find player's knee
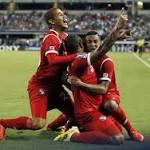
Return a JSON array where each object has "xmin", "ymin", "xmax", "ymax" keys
[
  {"xmin": 111, "ymin": 134, "xmax": 124, "ymax": 145},
  {"xmin": 104, "ymin": 100, "xmax": 118, "ymax": 113},
  {"xmin": 31, "ymin": 118, "xmax": 46, "ymax": 130}
]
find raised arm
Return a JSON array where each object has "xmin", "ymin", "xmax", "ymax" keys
[{"xmin": 90, "ymin": 9, "xmax": 129, "ymax": 65}]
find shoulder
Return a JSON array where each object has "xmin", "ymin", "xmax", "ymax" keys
[
  {"xmin": 42, "ymin": 30, "xmax": 62, "ymax": 44},
  {"xmin": 43, "ymin": 34, "xmax": 61, "ymax": 44}
]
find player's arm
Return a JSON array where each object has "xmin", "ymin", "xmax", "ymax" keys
[
  {"xmin": 70, "ymin": 60, "xmax": 114, "ymax": 95},
  {"xmin": 61, "ymin": 70, "xmax": 71, "ymax": 90},
  {"xmin": 44, "ymin": 35, "xmax": 76, "ymax": 66},
  {"xmin": 47, "ymin": 53, "xmax": 76, "ymax": 66},
  {"xmin": 69, "ymin": 76, "xmax": 109, "ymax": 95},
  {"xmin": 90, "ymin": 9, "xmax": 128, "ymax": 65}
]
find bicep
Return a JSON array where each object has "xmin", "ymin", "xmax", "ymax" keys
[{"xmin": 44, "ymin": 35, "xmax": 60, "ymax": 56}]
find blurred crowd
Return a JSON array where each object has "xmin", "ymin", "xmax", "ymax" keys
[{"xmin": 0, "ymin": 11, "xmax": 150, "ymax": 40}]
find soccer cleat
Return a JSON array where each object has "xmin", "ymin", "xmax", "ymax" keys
[
  {"xmin": 53, "ymin": 126, "xmax": 79, "ymax": 142},
  {"xmin": 0, "ymin": 124, "xmax": 5, "ymax": 140},
  {"xmin": 129, "ymin": 128, "xmax": 144, "ymax": 142}
]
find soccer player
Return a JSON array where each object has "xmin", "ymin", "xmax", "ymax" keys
[
  {"xmin": 54, "ymin": 34, "xmax": 125, "ymax": 144},
  {"xmin": 71, "ymin": 30, "xmax": 144, "ymax": 142},
  {"xmin": 53, "ymin": 10, "xmax": 131, "ymax": 144},
  {"xmin": 47, "ymin": 9, "xmax": 130, "ymax": 131},
  {"xmin": 0, "ymin": 7, "xmax": 77, "ymax": 140}
]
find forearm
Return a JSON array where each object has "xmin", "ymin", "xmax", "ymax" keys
[
  {"xmin": 47, "ymin": 54, "xmax": 76, "ymax": 65},
  {"xmin": 90, "ymin": 31, "xmax": 116, "ymax": 65},
  {"xmin": 78, "ymin": 81, "xmax": 106, "ymax": 95}
]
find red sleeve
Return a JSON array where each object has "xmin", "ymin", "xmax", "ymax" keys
[
  {"xmin": 44, "ymin": 34, "xmax": 60, "ymax": 55},
  {"xmin": 69, "ymin": 58, "xmax": 88, "ymax": 76},
  {"xmin": 100, "ymin": 60, "xmax": 114, "ymax": 82},
  {"xmin": 47, "ymin": 53, "xmax": 76, "ymax": 65},
  {"xmin": 44, "ymin": 34, "xmax": 76, "ymax": 65}
]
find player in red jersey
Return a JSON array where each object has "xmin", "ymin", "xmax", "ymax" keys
[
  {"xmin": 54, "ymin": 34, "xmax": 125, "ymax": 144},
  {"xmin": 73, "ymin": 30, "xmax": 144, "ymax": 142},
  {"xmin": 53, "ymin": 10, "xmax": 132, "ymax": 144},
  {"xmin": 0, "ymin": 7, "xmax": 76, "ymax": 140}
]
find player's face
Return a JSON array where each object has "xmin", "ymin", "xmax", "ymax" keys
[
  {"xmin": 85, "ymin": 34, "xmax": 101, "ymax": 52},
  {"xmin": 52, "ymin": 8, "xmax": 69, "ymax": 30}
]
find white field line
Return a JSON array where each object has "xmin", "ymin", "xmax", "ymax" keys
[{"xmin": 133, "ymin": 53, "xmax": 150, "ymax": 69}]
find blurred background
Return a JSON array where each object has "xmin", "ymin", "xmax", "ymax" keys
[{"xmin": 0, "ymin": 0, "xmax": 149, "ymax": 52}]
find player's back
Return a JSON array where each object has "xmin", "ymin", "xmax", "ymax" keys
[{"xmin": 30, "ymin": 29, "xmax": 68, "ymax": 86}]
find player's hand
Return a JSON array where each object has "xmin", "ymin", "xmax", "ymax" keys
[
  {"xmin": 114, "ymin": 8, "xmax": 128, "ymax": 31},
  {"xmin": 69, "ymin": 75, "xmax": 82, "ymax": 87},
  {"xmin": 115, "ymin": 29, "xmax": 133, "ymax": 40}
]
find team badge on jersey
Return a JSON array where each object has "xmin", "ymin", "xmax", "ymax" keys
[
  {"xmin": 49, "ymin": 46, "xmax": 55, "ymax": 51},
  {"xmin": 103, "ymin": 73, "xmax": 108, "ymax": 78}
]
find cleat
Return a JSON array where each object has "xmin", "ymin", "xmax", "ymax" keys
[
  {"xmin": 129, "ymin": 128, "xmax": 144, "ymax": 142},
  {"xmin": 0, "ymin": 124, "xmax": 5, "ymax": 140},
  {"xmin": 53, "ymin": 126, "xmax": 79, "ymax": 142}
]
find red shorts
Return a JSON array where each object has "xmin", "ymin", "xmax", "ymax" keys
[
  {"xmin": 102, "ymin": 92, "xmax": 120, "ymax": 105},
  {"xmin": 79, "ymin": 111, "xmax": 121, "ymax": 136},
  {"xmin": 27, "ymin": 81, "xmax": 74, "ymax": 119}
]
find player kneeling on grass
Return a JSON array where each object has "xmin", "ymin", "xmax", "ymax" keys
[
  {"xmin": 53, "ymin": 34, "xmax": 125, "ymax": 145},
  {"xmin": 53, "ymin": 11, "xmax": 133, "ymax": 143}
]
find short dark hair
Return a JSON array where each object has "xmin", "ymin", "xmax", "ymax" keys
[
  {"xmin": 86, "ymin": 30, "xmax": 99, "ymax": 36},
  {"xmin": 65, "ymin": 34, "xmax": 83, "ymax": 54},
  {"xmin": 44, "ymin": 7, "xmax": 59, "ymax": 25}
]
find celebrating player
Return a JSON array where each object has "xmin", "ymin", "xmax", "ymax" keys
[
  {"xmin": 54, "ymin": 10, "xmax": 132, "ymax": 144},
  {"xmin": 77, "ymin": 30, "xmax": 144, "ymax": 142},
  {"xmin": 0, "ymin": 7, "xmax": 76, "ymax": 140}
]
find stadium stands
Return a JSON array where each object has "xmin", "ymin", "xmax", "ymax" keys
[{"xmin": 0, "ymin": 1, "xmax": 149, "ymax": 51}]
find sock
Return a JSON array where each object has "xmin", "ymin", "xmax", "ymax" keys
[
  {"xmin": 112, "ymin": 106, "xmax": 132, "ymax": 133},
  {"xmin": 47, "ymin": 114, "xmax": 67, "ymax": 130},
  {"xmin": 71, "ymin": 131, "xmax": 110, "ymax": 144},
  {"xmin": 0, "ymin": 116, "xmax": 32, "ymax": 129}
]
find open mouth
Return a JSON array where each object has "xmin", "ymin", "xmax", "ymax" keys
[{"xmin": 63, "ymin": 18, "xmax": 68, "ymax": 24}]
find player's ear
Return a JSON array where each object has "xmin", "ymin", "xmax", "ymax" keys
[{"xmin": 48, "ymin": 19, "xmax": 55, "ymax": 25}]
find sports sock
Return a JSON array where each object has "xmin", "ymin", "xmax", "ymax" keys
[
  {"xmin": 47, "ymin": 114, "xmax": 67, "ymax": 130},
  {"xmin": 0, "ymin": 116, "xmax": 32, "ymax": 129},
  {"xmin": 112, "ymin": 106, "xmax": 132, "ymax": 132}
]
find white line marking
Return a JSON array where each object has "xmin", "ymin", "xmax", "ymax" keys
[{"xmin": 133, "ymin": 53, "xmax": 150, "ymax": 69}]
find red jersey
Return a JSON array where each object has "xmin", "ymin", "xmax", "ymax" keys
[
  {"xmin": 94, "ymin": 55, "xmax": 119, "ymax": 95},
  {"xmin": 69, "ymin": 54, "xmax": 102, "ymax": 124},
  {"xmin": 30, "ymin": 29, "xmax": 68, "ymax": 86}
]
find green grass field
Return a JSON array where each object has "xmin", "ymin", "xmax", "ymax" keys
[{"xmin": 0, "ymin": 51, "xmax": 150, "ymax": 150}]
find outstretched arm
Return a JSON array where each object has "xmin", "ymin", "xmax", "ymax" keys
[{"xmin": 90, "ymin": 9, "xmax": 129, "ymax": 65}]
